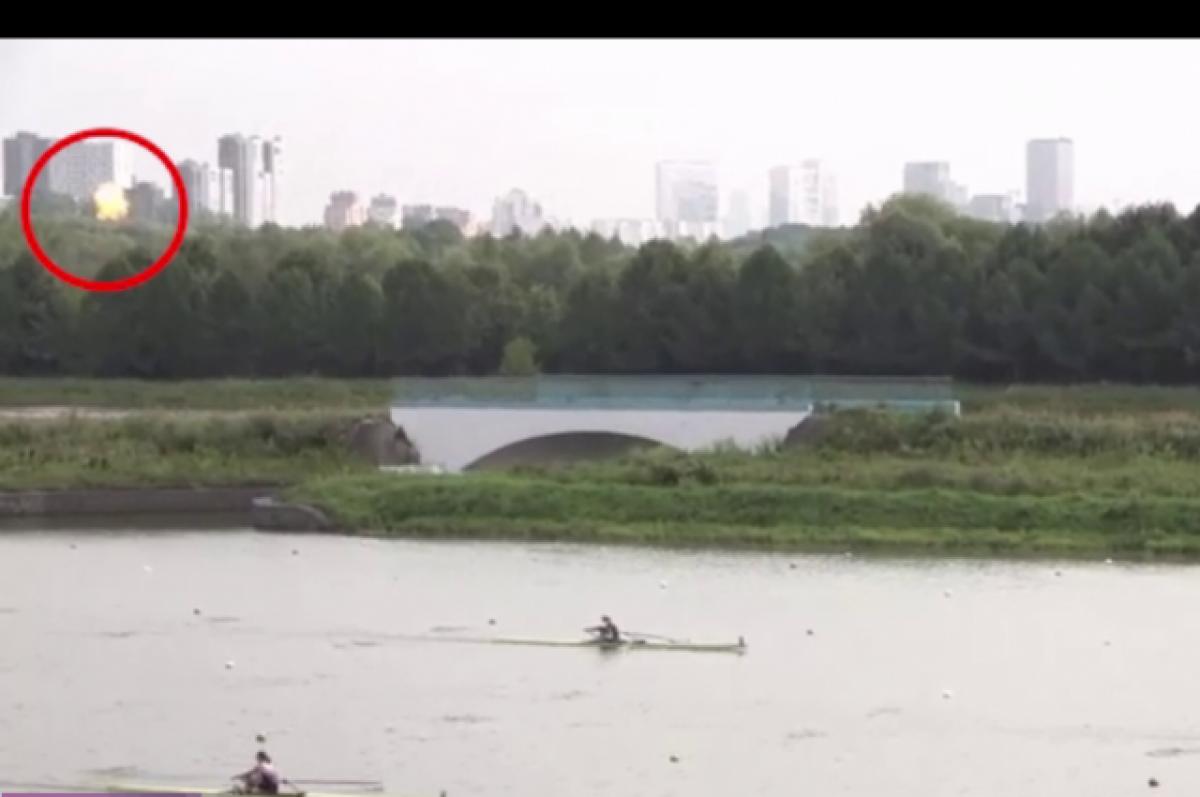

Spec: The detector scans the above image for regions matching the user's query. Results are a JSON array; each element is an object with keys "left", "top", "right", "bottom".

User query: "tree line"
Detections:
[{"left": 0, "top": 195, "right": 1197, "bottom": 383}]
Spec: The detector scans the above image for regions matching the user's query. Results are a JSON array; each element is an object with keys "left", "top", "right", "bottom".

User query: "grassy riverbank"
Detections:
[
  {"left": 0, "top": 378, "right": 394, "bottom": 411},
  {"left": 285, "top": 410, "right": 1200, "bottom": 558},
  {"left": 0, "top": 411, "right": 371, "bottom": 489},
  {"left": 4, "top": 379, "right": 1200, "bottom": 558}
]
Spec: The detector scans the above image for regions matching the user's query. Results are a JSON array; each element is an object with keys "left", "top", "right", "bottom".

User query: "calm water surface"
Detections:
[{"left": 0, "top": 530, "right": 1197, "bottom": 796}]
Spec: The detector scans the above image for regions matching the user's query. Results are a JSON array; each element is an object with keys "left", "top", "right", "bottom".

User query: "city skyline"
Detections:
[
  {"left": 3, "top": 123, "right": 1081, "bottom": 237},
  {"left": 5, "top": 41, "right": 1198, "bottom": 227}
]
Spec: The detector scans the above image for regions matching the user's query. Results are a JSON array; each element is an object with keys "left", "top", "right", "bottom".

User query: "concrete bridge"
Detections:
[{"left": 389, "top": 376, "right": 960, "bottom": 473}]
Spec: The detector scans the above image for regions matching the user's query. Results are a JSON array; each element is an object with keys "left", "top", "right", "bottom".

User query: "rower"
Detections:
[
  {"left": 234, "top": 751, "right": 285, "bottom": 795},
  {"left": 586, "top": 615, "right": 621, "bottom": 642}
]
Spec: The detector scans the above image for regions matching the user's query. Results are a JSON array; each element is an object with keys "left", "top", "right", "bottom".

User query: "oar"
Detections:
[
  {"left": 623, "top": 630, "right": 680, "bottom": 643},
  {"left": 292, "top": 780, "right": 384, "bottom": 788}
]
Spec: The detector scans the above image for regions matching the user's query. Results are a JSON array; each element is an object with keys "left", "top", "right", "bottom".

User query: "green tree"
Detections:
[
  {"left": 499, "top": 336, "right": 539, "bottom": 376},
  {"left": 6, "top": 197, "right": 1200, "bottom": 384}
]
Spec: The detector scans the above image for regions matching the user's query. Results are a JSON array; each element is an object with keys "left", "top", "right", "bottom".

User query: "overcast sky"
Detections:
[{"left": 2, "top": 39, "right": 1198, "bottom": 227}]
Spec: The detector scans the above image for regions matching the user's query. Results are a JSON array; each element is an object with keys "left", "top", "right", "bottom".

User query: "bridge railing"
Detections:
[{"left": 392, "top": 376, "right": 960, "bottom": 414}]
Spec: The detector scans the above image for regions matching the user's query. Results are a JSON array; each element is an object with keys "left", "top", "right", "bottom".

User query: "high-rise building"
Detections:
[
  {"left": 217, "top": 135, "right": 257, "bottom": 227},
  {"left": 3, "top": 131, "right": 53, "bottom": 198},
  {"left": 128, "top": 180, "right": 167, "bottom": 224},
  {"left": 655, "top": 160, "right": 718, "bottom": 239},
  {"left": 591, "top": 218, "right": 661, "bottom": 247},
  {"left": 217, "top": 134, "right": 281, "bottom": 228},
  {"left": 1025, "top": 138, "right": 1074, "bottom": 223},
  {"left": 367, "top": 194, "right": 398, "bottom": 227},
  {"left": 260, "top": 137, "right": 282, "bottom": 225},
  {"left": 491, "top": 189, "right": 546, "bottom": 237},
  {"left": 46, "top": 139, "right": 133, "bottom": 203},
  {"left": 402, "top": 204, "right": 473, "bottom": 232},
  {"left": 725, "top": 190, "right": 752, "bottom": 239},
  {"left": 768, "top": 161, "right": 839, "bottom": 228},
  {"left": 178, "top": 160, "right": 234, "bottom": 220},
  {"left": 324, "top": 191, "right": 365, "bottom": 232},
  {"left": 967, "top": 193, "right": 1016, "bottom": 224},
  {"left": 902, "top": 161, "right": 953, "bottom": 203}
]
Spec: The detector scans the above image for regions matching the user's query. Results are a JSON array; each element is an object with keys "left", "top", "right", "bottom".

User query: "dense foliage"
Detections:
[{"left": 2, "top": 194, "right": 1199, "bottom": 383}]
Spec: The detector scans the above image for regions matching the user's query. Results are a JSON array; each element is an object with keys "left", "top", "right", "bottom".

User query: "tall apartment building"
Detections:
[
  {"left": 591, "top": 218, "right": 661, "bottom": 247},
  {"left": 217, "top": 134, "right": 282, "bottom": 228},
  {"left": 902, "top": 162, "right": 953, "bottom": 203},
  {"left": 967, "top": 193, "right": 1016, "bottom": 224},
  {"left": 1025, "top": 138, "right": 1074, "bottom": 223},
  {"left": 768, "top": 161, "right": 839, "bottom": 228},
  {"left": 261, "top": 137, "right": 282, "bottom": 224},
  {"left": 46, "top": 139, "right": 133, "bottom": 203},
  {"left": 128, "top": 181, "right": 167, "bottom": 224},
  {"left": 367, "top": 194, "right": 399, "bottom": 227},
  {"left": 3, "top": 131, "right": 53, "bottom": 198},
  {"left": 177, "top": 160, "right": 234, "bottom": 220},
  {"left": 724, "top": 190, "right": 752, "bottom": 238},
  {"left": 324, "top": 191, "right": 366, "bottom": 231},
  {"left": 491, "top": 188, "right": 546, "bottom": 237},
  {"left": 655, "top": 160, "right": 719, "bottom": 240},
  {"left": 401, "top": 204, "right": 473, "bottom": 232}
]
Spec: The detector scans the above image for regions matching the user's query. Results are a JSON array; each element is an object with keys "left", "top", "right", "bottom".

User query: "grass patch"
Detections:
[
  {"left": 0, "top": 378, "right": 395, "bottom": 411},
  {"left": 520, "top": 448, "right": 1200, "bottom": 498},
  {"left": 957, "top": 383, "right": 1200, "bottom": 416}
]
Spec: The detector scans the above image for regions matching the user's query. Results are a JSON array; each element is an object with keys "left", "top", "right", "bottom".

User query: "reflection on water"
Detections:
[{"left": 1, "top": 531, "right": 1198, "bottom": 797}]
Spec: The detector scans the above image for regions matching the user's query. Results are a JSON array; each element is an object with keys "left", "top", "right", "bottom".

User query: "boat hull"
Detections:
[
  {"left": 106, "top": 784, "right": 409, "bottom": 797},
  {"left": 441, "top": 636, "right": 747, "bottom": 653}
]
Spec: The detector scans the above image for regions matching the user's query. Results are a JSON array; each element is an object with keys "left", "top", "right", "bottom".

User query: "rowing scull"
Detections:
[
  {"left": 105, "top": 784, "right": 412, "bottom": 797},
  {"left": 429, "top": 635, "right": 747, "bottom": 654}
]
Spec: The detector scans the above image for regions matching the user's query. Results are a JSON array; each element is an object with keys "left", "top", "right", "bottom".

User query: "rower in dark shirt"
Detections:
[
  {"left": 235, "top": 751, "right": 283, "bottom": 794},
  {"left": 586, "top": 615, "right": 622, "bottom": 642}
]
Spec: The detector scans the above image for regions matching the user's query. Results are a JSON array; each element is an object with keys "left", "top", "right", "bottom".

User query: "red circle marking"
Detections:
[{"left": 19, "top": 128, "right": 189, "bottom": 293}]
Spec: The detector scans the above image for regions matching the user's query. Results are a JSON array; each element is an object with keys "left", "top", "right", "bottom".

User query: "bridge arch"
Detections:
[
  {"left": 466, "top": 431, "right": 672, "bottom": 471},
  {"left": 392, "top": 406, "right": 812, "bottom": 473}
]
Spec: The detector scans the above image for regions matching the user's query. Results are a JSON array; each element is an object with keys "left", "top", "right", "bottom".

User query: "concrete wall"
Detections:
[
  {"left": 390, "top": 407, "right": 812, "bottom": 472},
  {"left": 0, "top": 486, "right": 274, "bottom": 517}
]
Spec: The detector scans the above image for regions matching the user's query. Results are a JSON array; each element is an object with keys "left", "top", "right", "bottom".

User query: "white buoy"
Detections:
[
  {"left": 943, "top": 589, "right": 953, "bottom": 598},
  {"left": 225, "top": 660, "right": 235, "bottom": 670},
  {"left": 942, "top": 689, "right": 954, "bottom": 699},
  {"left": 1104, "top": 558, "right": 1113, "bottom": 565},
  {"left": 1054, "top": 570, "right": 1062, "bottom": 577},
  {"left": 143, "top": 565, "right": 153, "bottom": 573},
  {"left": 659, "top": 579, "right": 668, "bottom": 589}
]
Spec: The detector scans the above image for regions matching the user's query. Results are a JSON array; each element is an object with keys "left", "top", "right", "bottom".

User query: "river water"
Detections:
[{"left": 0, "top": 531, "right": 1197, "bottom": 797}]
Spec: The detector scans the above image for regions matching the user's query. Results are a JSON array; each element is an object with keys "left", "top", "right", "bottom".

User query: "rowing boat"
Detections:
[
  {"left": 433, "top": 635, "right": 747, "bottom": 654},
  {"left": 105, "top": 784, "right": 409, "bottom": 797}
]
